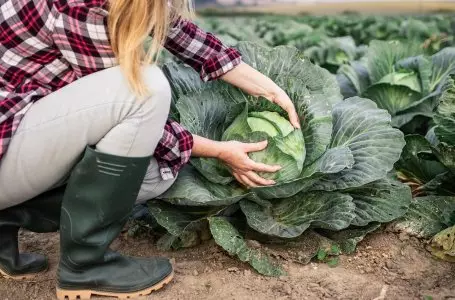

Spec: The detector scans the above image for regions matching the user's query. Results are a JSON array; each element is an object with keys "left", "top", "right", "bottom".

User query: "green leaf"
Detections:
[
  {"left": 393, "top": 196, "right": 455, "bottom": 238},
  {"left": 432, "top": 143, "right": 455, "bottom": 174},
  {"left": 236, "top": 42, "right": 343, "bottom": 106},
  {"left": 303, "top": 146, "right": 355, "bottom": 176},
  {"left": 239, "top": 132, "right": 303, "bottom": 183},
  {"left": 274, "top": 129, "right": 306, "bottom": 174},
  {"left": 252, "top": 146, "right": 355, "bottom": 200},
  {"left": 336, "top": 60, "right": 371, "bottom": 98},
  {"left": 363, "top": 83, "right": 423, "bottom": 116},
  {"left": 148, "top": 201, "right": 206, "bottom": 237},
  {"left": 289, "top": 85, "right": 333, "bottom": 168},
  {"left": 239, "top": 192, "right": 355, "bottom": 238},
  {"left": 208, "top": 217, "right": 286, "bottom": 277},
  {"left": 395, "top": 135, "right": 448, "bottom": 189},
  {"left": 434, "top": 77, "right": 455, "bottom": 145},
  {"left": 327, "top": 257, "right": 339, "bottom": 268},
  {"left": 313, "top": 97, "right": 405, "bottom": 191},
  {"left": 344, "top": 178, "right": 412, "bottom": 227},
  {"left": 377, "top": 72, "right": 422, "bottom": 93},
  {"left": 318, "top": 223, "right": 381, "bottom": 254},
  {"left": 177, "top": 88, "right": 246, "bottom": 184},
  {"left": 249, "top": 111, "right": 294, "bottom": 137},
  {"left": 162, "top": 62, "right": 204, "bottom": 102},
  {"left": 222, "top": 103, "right": 251, "bottom": 141},
  {"left": 395, "top": 55, "right": 432, "bottom": 94},
  {"left": 317, "top": 249, "right": 327, "bottom": 261},
  {"left": 367, "top": 40, "right": 423, "bottom": 84},
  {"left": 156, "top": 233, "right": 180, "bottom": 251},
  {"left": 430, "top": 47, "right": 455, "bottom": 92},
  {"left": 157, "top": 166, "right": 249, "bottom": 206}
]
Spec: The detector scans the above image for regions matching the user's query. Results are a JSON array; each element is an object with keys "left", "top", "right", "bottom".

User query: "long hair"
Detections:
[{"left": 108, "top": 0, "right": 194, "bottom": 96}]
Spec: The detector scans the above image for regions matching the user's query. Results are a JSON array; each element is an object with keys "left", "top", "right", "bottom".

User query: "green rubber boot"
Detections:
[
  {"left": 56, "top": 146, "right": 173, "bottom": 300},
  {"left": 0, "top": 186, "right": 64, "bottom": 279}
]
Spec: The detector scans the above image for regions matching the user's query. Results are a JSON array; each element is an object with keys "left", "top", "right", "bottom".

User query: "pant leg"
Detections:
[
  {"left": 136, "top": 157, "right": 177, "bottom": 204},
  {"left": 0, "top": 65, "right": 171, "bottom": 210}
]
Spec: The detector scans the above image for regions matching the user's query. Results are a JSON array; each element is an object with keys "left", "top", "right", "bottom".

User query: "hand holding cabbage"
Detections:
[{"left": 191, "top": 61, "right": 302, "bottom": 188}]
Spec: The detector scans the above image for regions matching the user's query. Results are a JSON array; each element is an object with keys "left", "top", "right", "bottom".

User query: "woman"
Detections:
[{"left": 0, "top": 0, "right": 299, "bottom": 299}]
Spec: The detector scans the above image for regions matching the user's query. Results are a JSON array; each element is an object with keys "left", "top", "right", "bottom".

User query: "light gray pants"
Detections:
[{"left": 0, "top": 65, "right": 176, "bottom": 210}]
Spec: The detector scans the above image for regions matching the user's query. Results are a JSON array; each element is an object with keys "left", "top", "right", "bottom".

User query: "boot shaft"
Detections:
[{"left": 59, "top": 146, "right": 151, "bottom": 269}]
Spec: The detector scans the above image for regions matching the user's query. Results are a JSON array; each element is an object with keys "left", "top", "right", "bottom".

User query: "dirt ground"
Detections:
[{"left": 1, "top": 228, "right": 455, "bottom": 300}]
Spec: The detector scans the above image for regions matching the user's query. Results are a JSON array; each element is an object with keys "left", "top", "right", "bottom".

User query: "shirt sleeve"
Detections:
[
  {"left": 153, "top": 119, "right": 194, "bottom": 180},
  {"left": 164, "top": 18, "right": 242, "bottom": 82}
]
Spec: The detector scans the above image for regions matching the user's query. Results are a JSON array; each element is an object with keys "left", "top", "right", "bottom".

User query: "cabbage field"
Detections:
[{"left": 137, "top": 13, "right": 455, "bottom": 276}]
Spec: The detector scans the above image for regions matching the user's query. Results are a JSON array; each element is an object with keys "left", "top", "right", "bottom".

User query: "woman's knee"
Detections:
[{"left": 140, "top": 64, "right": 172, "bottom": 112}]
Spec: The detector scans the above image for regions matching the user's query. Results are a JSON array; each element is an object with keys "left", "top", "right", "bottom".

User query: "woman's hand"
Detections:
[
  {"left": 217, "top": 140, "right": 281, "bottom": 188},
  {"left": 220, "top": 61, "right": 301, "bottom": 129},
  {"left": 191, "top": 135, "right": 281, "bottom": 188}
]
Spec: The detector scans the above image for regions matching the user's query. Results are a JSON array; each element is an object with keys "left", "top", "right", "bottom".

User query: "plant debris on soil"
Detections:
[{"left": 1, "top": 228, "right": 455, "bottom": 300}]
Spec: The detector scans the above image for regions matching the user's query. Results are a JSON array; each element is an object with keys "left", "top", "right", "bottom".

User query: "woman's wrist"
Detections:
[
  {"left": 220, "top": 62, "right": 275, "bottom": 99},
  {"left": 191, "top": 134, "right": 225, "bottom": 159}
]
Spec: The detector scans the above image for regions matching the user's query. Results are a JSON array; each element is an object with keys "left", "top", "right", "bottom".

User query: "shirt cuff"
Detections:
[{"left": 200, "top": 47, "right": 242, "bottom": 82}]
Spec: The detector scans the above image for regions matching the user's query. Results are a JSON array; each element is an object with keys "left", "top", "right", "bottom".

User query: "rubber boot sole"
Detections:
[
  {"left": 55, "top": 271, "right": 174, "bottom": 300},
  {"left": 0, "top": 265, "right": 48, "bottom": 280}
]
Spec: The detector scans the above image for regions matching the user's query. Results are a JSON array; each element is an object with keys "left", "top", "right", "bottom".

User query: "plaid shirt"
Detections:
[{"left": 0, "top": 0, "right": 242, "bottom": 180}]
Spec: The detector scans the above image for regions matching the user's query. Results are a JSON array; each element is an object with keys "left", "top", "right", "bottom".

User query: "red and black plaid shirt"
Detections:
[{"left": 0, "top": 0, "right": 242, "bottom": 180}]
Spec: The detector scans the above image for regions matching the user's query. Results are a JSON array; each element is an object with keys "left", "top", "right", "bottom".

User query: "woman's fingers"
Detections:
[
  {"left": 245, "top": 171, "right": 275, "bottom": 186},
  {"left": 243, "top": 140, "right": 268, "bottom": 152},
  {"left": 280, "top": 97, "right": 301, "bottom": 129},
  {"left": 233, "top": 173, "right": 247, "bottom": 187},
  {"left": 287, "top": 105, "right": 301, "bottom": 129},
  {"left": 248, "top": 160, "right": 281, "bottom": 173},
  {"left": 240, "top": 174, "right": 258, "bottom": 188}
]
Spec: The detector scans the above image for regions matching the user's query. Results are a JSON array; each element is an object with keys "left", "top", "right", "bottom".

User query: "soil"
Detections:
[{"left": 1, "top": 229, "right": 455, "bottom": 300}]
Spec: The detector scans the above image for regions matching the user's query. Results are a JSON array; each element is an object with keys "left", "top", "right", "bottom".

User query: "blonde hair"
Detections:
[{"left": 108, "top": 0, "right": 194, "bottom": 97}]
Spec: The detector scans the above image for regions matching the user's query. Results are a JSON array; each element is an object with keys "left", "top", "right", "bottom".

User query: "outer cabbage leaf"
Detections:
[
  {"left": 336, "top": 60, "right": 371, "bottom": 98},
  {"left": 395, "top": 135, "right": 448, "bottom": 191},
  {"left": 343, "top": 178, "right": 412, "bottom": 227},
  {"left": 239, "top": 192, "right": 355, "bottom": 238},
  {"left": 393, "top": 196, "right": 455, "bottom": 238},
  {"left": 395, "top": 55, "right": 432, "bottom": 94},
  {"left": 149, "top": 201, "right": 208, "bottom": 237},
  {"left": 157, "top": 166, "right": 249, "bottom": 206},
  {"left": 432, "top": 143, "right": 455, "bottom": 175},
  {"left": 363, "top": 83, "right": 423, "bottom": 117},
  {"left": 312, "top": 97, "right": 405, "bottom": 191},
  {"left": 367, "top": 40, "right": 423, "bottom": 83},
  {"left": 177, "top": 88, "right": 246, "bottom": 184},
  {"left": 430, "top": 47, "right": 455, "bottom": 92},
  {"left": 279, "top": 78, "right": 333, "bottom": 167},
  {"left": 434, "top": 77, "right": 455, "bottom": 145},
  {"left": 325, "top": 36, "right": 357, "bottom": 67},
  {"left": 236, "top": 42, "right": 343, "bottom": 106},
  {"left": 208, "top": 217, "right": 285, "bottom": 277}
]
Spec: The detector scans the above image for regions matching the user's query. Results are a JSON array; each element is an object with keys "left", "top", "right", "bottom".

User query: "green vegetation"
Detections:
[{"left": 137, "top": 13, "right": 455, "bottom": 274}]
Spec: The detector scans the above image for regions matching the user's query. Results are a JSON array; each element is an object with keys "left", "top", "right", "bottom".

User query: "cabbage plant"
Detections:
[
  {"left": 148, "top": 42, "right": 412, "bottom": 275},
  {"left": 337, "top": 40, "right": 455, "bottom": 130}
]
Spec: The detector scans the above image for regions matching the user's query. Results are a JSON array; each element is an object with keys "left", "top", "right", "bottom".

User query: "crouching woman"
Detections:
[{"left": 0, "top": 0, "right": 298, "bottom": 299}]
